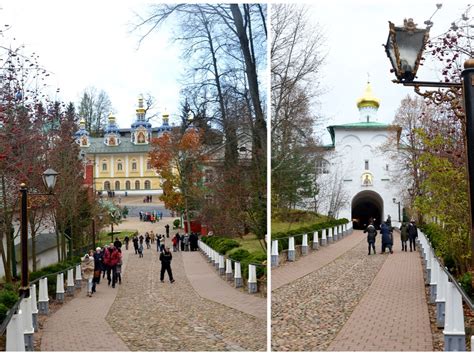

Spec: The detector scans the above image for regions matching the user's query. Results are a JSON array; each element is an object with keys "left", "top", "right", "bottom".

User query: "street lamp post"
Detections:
[
  {"left": 384, "top": 18, "right": 474, "bottom": 267},
  {"left": 19, "top": 168, "right": 58, "bottom": 298},
  {"left": 392, "top": 198, "right": 401, "bottom": 223}
]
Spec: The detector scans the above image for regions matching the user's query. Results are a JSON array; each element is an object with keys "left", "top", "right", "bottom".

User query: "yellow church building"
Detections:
[{"left": 75, "top": 97, "right": 173, "bottom": 195}]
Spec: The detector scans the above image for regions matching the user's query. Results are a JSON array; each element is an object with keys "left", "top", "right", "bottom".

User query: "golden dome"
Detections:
[
  {"left": 108, "top": 113, "right": 116, "bottom": 122},
  {"left": 356, "top": 82, "right": 380, "bottom": 109},
  {"left": 79, "top": 118, "right": 86, "bottom": 125}
]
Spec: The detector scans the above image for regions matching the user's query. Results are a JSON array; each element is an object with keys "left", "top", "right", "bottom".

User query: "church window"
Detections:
[
  {"left": 365, "top": 160, "right": 369, "bottom": 170},
  {"left": 135, "top": 180, "right": 140, "bottom": 190},
  {"left": 102, "top": 162, "right": 107, "bottom": 171},
  {"left": 137, "top": 131, "right": 146, "bottom": 143},
  {"left": 126, "top": 181, "right": 131, "bottom": 190},
  {"left": 132, "top": 160, "right": 137, "bottom": 171},
  {"left": 117, "top": 162, "right": 123, "bottom": 171},
  {"left": 104, "top": 181, "right": 111, "bottom": 191},
  {"left": 144, "top": 180, "right": 151, "bottom": 189},
  {"left": 115, "top": 181, "right": 120, "bottom": 190}
]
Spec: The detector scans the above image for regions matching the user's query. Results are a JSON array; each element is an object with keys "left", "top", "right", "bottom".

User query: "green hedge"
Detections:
[
  {"left": 228, "top": 248, "right": 266, "bottom": 279},
  {"left": 272, "top": 218, "right": 349, "bottom": 251},
  {"left": 201, "top": 236, "right": 240, "bottom": 255},
  {"left": 0, "top": 288, "right": 19, "bottom": 323}
]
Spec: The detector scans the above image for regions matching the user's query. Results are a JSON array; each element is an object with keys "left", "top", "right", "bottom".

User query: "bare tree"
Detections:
[{"left": 78, "top": 87, "right": 113, "bottom": 136}]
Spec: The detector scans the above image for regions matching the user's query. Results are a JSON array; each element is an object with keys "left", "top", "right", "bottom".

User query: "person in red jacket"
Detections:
[{"left": 103, "top": 243, "right": 120, "bottom": 288}]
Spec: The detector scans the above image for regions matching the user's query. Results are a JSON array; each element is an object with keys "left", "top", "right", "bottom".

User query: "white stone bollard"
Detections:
[
  {"left": 436, "top": 269, "right": 448, "bottom": 328},
  {"left": 67, "top": 268, "right": 75, "bottom": 296},
  {"left": 271, "top": 240, "right": 279, "bottom": 268},
  {"left": 212, "top": 250, "right": 218, "bottom": 269},
  {"left": 6, "top": 309, "right": 25, "bottom": 351},
  {"left": 207, "top": 245, "right": 212, "bottom": 262},
  {"left": 234, "top": 262, "right": 243, "bottom": 288},
  {"left": 38, "top": 277, "right": 49, "bottom": 315},
  {"left": 248, "top": 264, "right": 257, "bottom": 293},
  {"left": 341, "top": 224, "right": 345, "bottom": 237},
  {"left": 425, "top": 248, "right": 432, "bottom": 285},
  {"left": 301, "top": 234, "right": 308, "bottom": 256},
  {"left": 288, "top": 237, "right": 295, "bottom": 261},
  {"left": 443, "top": 281, "right": 466, "bottom": 351},
  {"left": 218, "top": 255, "right": 225, "bottom": 275},
  {"left": 471, "top": 336, "right": 474, "bottom": 351},
  {"left": 20, "top": 296, "right": 34, "bottom": 351},
  {"left": 225, "top": 259, "right": 233, "bottom": 281},
  {"left": 336, "top": 225, "right": 341, "bottom": 240},
  {"left": 429, "top": 257, "right": 439, "bottom": 304},
  {"left": 75, "top": 264, "right": 82, "bottom": 289},
  {"left": 321, "top": 229, "right": 327, "bottom": 246},
  {"left": 56, "top": 273, "right": 65, "bottom": 302},
  {"left": 333, "top": 226, "right": 338, "bottom": 242},
  {"left": 30, "top": 284, "right": 39, "bottom": 332},
  {"left": 312, "top": 231, "right": 319, "bottom": 250},
  {"left": 327, "top": 228, "right": 333, "bottom": 243}
]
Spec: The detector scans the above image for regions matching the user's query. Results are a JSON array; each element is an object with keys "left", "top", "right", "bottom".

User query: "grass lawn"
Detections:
[
  {"left": 271, "top": 215, "right": 329, "bottom": 234},
  {"left": 227, "top": 233, "right": 266, "bottom": 256},
  {"left": 96, "top": 229, "right": 138, "bottom": 247}
]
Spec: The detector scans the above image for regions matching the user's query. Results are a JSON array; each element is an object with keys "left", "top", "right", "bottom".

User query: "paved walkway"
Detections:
[
  {"left": 271, "top": 230, "right": 365, "bottom": 290},
  {"left": 272, "top": 229, "right": 433, "bottom": 351},
  {"left": 327, "top": 232, "right": 432, "bottom": 351},
  {"left": 40, "top": 216, "right": 266, "bottom": 351},
  {"left": 182, "top": 251, "right": 266, "bottom": 320}
]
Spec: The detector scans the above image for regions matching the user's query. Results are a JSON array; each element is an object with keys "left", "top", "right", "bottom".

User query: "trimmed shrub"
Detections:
[
  {"left": 0, "top": 290, "right": 19, "bottom": 309},
  {"left": 173, "top": 219, "right": 180, "bottom": 228},
  {"left": 228, "top": 248, "right": 251, "bottom": 261},
  {"left": 0, "top": 303, "right": 9, "bottom": 323},
  {"left": 202, "top": 236, "right": 240, "bottom": 255}
]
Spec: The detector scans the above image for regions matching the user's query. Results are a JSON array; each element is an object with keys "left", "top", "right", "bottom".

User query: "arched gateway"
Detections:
[{"left": 351, "top": 190, "right": 383, "bottom": 229}]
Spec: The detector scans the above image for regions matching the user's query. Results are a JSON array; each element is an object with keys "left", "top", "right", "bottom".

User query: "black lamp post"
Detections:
[
  {"left": 392, "top": 198, "right": 401, "bottom": 223},
  {"left": 19, "top": 168, "right": 58, "bottom": 297},
  {"left": 385, "top": 18, "right": 474, "bottom": 267}
]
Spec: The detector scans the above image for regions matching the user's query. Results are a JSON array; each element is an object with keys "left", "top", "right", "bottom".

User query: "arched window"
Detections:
[
  {"left": 115, "top": 181, "right": 120, "bottom": 190},
  {"left": 104, "top": 181, "right": 111, "bottom": 191},
  {"left": 102, "top": 161, "right": 107, "bottom": 171},
  {"left": 135, "top": 180, "right": 140, "bottom": 190},
  {"left": 117, "top": 161, "right": 123, "bottom": 171},
  {"left": 144, "top": 180, "right": 151, "bottom": 189},
  {"left": 132, "top": 160, "right": 137, "bottom": 171},
  {"left": 126, "top": 181, "right": 131, "bottom": 190}
]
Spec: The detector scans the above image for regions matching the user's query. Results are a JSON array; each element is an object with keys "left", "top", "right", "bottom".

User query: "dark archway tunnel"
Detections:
[{"left": 351, "top": 190, "right": 383, "bottom": 229}]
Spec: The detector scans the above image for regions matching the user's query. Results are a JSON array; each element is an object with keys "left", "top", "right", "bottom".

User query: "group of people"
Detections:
[
  {"left": 80, "top": 239, "right": 124, "bottom": 297},
  {"left": 143, "top": 195, "right": 154, "bottom": 203},
  {"left": 364, "top": 216, "right": 418, "bottom": 255},
  {"left": 139, "top": 210, "right": 163, "bottom": 223},
  {"left": 171, "top": 232, "right": 199, "bottom": 252}
]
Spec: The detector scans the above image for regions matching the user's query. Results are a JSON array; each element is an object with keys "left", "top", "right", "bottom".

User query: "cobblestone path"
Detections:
[
  {"left": 272, "top": 230, "right": 388, "bottom": 351},
  {"left": 107, "top": 246, "right": 266, "bottom": 351}
]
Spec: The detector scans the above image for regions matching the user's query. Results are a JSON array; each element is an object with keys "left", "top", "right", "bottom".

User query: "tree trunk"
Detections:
[
  {"left": 0, "top": 227, "right": 11, "bottom": 283},
  {"left": 1, "top": 175, "right": 12, "bottom": 282},
  {"left": 184, "top": 195, "right": 192, "bottom": 235}
]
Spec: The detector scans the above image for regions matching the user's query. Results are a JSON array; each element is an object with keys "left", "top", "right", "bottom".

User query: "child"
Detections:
[{"left": 138, "top": 243, "right": 144, "bottom": 258}]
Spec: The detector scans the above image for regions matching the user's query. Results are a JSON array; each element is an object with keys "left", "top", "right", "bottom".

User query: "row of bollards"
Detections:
[
  {"left": 271, "top": 222, "right": 353, "bottom": 268},
  {"left": 198, "top": 240, "right": 259, "bottom": 293},
  {"left": 5, "top": 264, "right": 82, "bottom": 351},
  {"left": 418, "top": 231, "right": 466, "bottom": 351}
]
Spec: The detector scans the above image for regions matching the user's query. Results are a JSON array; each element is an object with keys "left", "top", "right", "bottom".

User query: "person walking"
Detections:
[
  {"left": 133, "top": 236, "right": 139, "bottom": 255},
  {"left": 380, "top": 221, "right": 393, "bottom": 254},
  {"left": 165, "top": 224, "right": 170, "bottom": 239},
  {"left": 104, "top": 243, "right": 120, "bottom": 288},
  {"left": 180, "top": 234, "right": 185, "bottom": 251},
  {"left": 116, "top": 250, "right": 123, "bottom": 285},
  {"left": 172, "top": 233, "right": 179, "bottom": 252},
  {"left": 364, "top": 222, "right": 377, "bottom": 255},
  {"left": 184, "top": 234, "right": 190, "bottom": 251},
  {"left": 150, "top": 231, "right": 155, "bottom": 244},
  {"left": 159, "top": 247, "right": 175, "bottom": 283},
  {"left": 408, "top": 219, "right": 418, "bottom": 252},
  {"left": 400, "top": 222, "right": 409, "bottom": 252},
  {"left": 159, "top": 235, "right": 166, "bottom": 252},
  {"left": 92, "top": 247, "right": 103, "bottom": 292},
  {"left": 138, "top": 242, "right": 144, "bottom": 258},
  {"left": 114, "top": 237, "right": 122, "bottom": 250},
  {"left": 124, "top": 235, "right": 130, "bottom": 250},
  {"left": 145, "top": 234, "right": 151, "bottom": 249},
  {"left": 139, "top": 234, "right": 144, "bottom": 247},
  {"left": 81, "top": 252, "right": 95, "bottom": 297}
]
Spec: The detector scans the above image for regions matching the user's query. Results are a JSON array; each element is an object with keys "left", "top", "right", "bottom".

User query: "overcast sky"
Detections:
[
  {"left": 1, "top": 0, "right": 184, "bottom": 128},
  {"left": 309, "top": 0, "right": 469, "bottom": 143}
]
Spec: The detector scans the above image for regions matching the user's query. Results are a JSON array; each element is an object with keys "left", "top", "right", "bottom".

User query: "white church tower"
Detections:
[{"left": 319, "top": 82, "right": 401, "bottom": 228}]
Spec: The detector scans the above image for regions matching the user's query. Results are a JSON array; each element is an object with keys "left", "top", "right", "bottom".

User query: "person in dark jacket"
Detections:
[
  {"left": 408, "top": 220, "right": 418, "bottom": 252},
  {"left": 380, "top": 222, "right": 393, "bottom": 254},
  {"left": 159, "top": 247, "right": 175, "bottom": 283},
  {"left": 124, "top": 236, "right": 130, "bottom": 250},
  {"left": 364, "top": 223, "right": 377, "bottom": 255},
  {"left": 132, "top": 236, "right": 139, "bottom": 254},
  {"left": 400, "top": 222, "right": 409, "bottom": 252},
  {"left": 92, "top": 247, "right": 103, "bottom": 292},
  {"left": 165, "top": 224, "right": 170, "bottom": 239},
  {"left": 114, "top": 237, "right": 122, "bottom": 250}
]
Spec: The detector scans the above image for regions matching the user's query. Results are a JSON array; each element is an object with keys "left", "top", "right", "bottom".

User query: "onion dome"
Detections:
[
  {"left": 104, "top": 114, "right": 121, "bottom": 146},
  {"left": 131, "top": 96, "right": 152, "bottom": 130},
  {"left": 104, "top": 114, "right": 120, "bottom": 135},
  {"left": 356, "top": 82, "right": 380, "bottom": 109},
  {"left": 74, "top": 118, "right": 90, "bottom": 147}
]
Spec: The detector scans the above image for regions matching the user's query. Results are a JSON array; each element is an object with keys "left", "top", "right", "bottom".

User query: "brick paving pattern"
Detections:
[
  {"left": 182, "top": 252, "right": 266, "bottom": 320},
  {"left": 327, "top": 232, "right": 433, "bottom": 351},
  {"left": 271, "top": 230, "right": 365, "bottom": 290},
  {"left": 272, "top": 230, "right": 388, "bottom": 351}
]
